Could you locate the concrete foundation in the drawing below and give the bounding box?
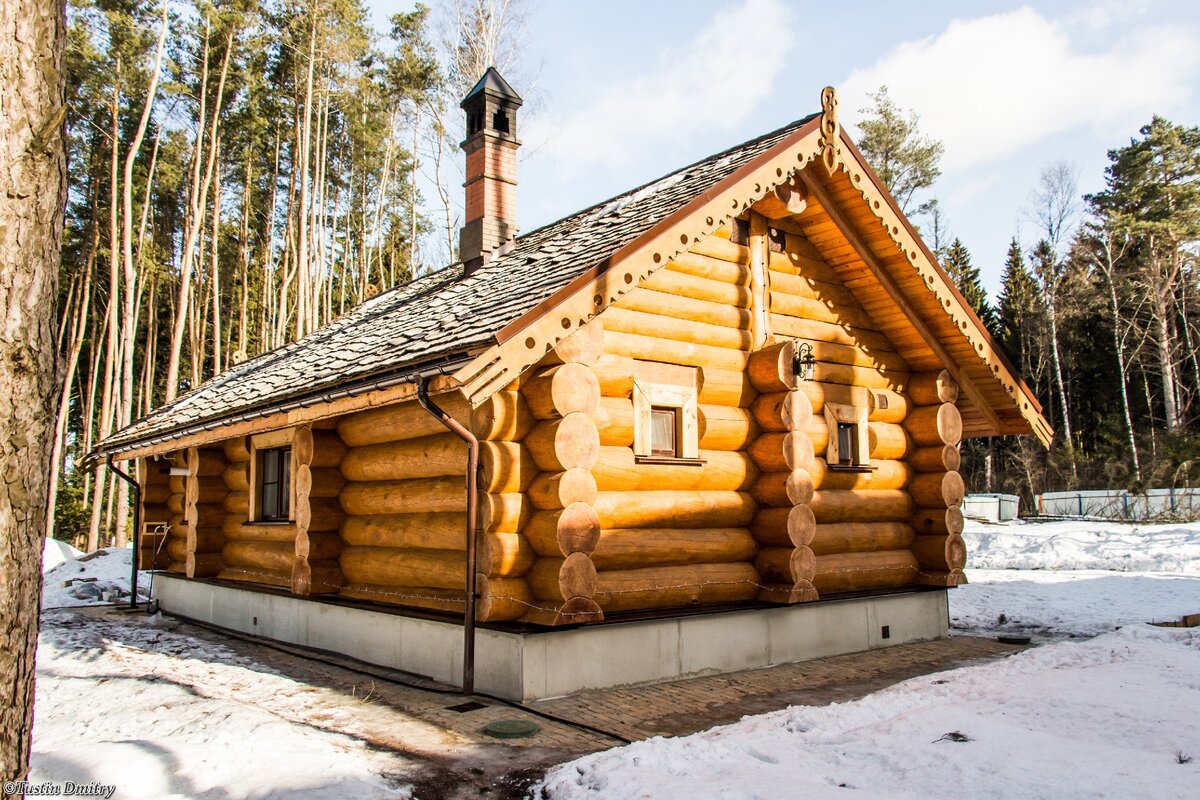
[152,575,949,701]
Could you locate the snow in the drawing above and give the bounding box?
[963,518,1200,573]
[31,610,412,799]
[41,547,152,609]
[539,625,1200,799]
[43,537,82,572]
[537,519,1200,798]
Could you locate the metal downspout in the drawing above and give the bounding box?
[417,377,479,695]
[106,455,142,610]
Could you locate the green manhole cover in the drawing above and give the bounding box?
[483,718,539,739]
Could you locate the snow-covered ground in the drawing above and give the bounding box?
[41,544,152,608]
[32,520,1200,799]
[539,625,1200,799]
[32,609,412,799]
[537,519,1200,799]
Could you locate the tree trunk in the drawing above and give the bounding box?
[0,0,66,779]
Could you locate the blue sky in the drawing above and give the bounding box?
[371,0,1200,295]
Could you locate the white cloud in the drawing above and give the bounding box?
[839,6,1198,172]
[524,0,795,177]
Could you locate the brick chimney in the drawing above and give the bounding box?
[459,67,522,272]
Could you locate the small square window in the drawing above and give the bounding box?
[836,422,859,466]
[258,447,291,521]
[650,407,679,457]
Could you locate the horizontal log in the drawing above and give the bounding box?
[478,531,537,578]
[643,263,751,308]
[293,428,347,469]
[297,497,344,533]
[750,504,816,547]
[912,505,965,537]
[477,575,536,622]
[340,433,465,481]
[618,286,751,330]
[340,512,465,550]
[306,467,346,498]
[593,353,636,397]
[908,369,959,405]
[808,459,912,491]
[756,545,816,584]
[339,476,464,516]
[769,291,879,333]
[594,396,634,446]
[748,338,905,392]
[528,468,598,510]
[788,383,910,424]
[698,367,755,407]
[594,490,756,529]
[222,463,249,492]
[165,536,189,561]
[483,492,529,533]
[523,362,601,419]
[543,317,604,367]
[591,527,757,570]
[178,475,225,498]
[223,540,295,574]
[766,306,898,356]
[221,519,297,542]
[910,444,961,473]
[218,565,292,589]
[593,562,759,613]
[748,432,814,473]
[807,420,911,460]
[522,596,605,626]
[525,413,600,472]
[292,559,345,595]
[604,305,752,351]
[186,526,226,554]
[339,584,464,613]
[813,550,919,594]
[908,471,965,509]
[750,391,812,433]
[917,570,967,588]
[339,546,466,591]
[699,404,758,450]
[297,530,342,561]
[594,447,757,492]
[192,503,228,530]
[809,489,914,523]
[142,484,171,504]
[605,330,748,372]
[479,442,537,494]
[527,552,598,602]
[222,491,247,515]
[187,551,223,578]
[690,230,751,266]
[337,392,532,446]
[751,469,814,508]
[191,448,227,477]
[167,495,184,514]
[222,436,251,463]
[758,579,819,604]
[523,502,601,557]
[911,533,967,572]
[905,403,963,446]
[810,522,915,556]
[670,247,750,281]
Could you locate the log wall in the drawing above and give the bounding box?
[137,455,176,571]
[185,445,228,578]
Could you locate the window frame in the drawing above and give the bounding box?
[247,429,297,524]
[632,361,703,465]
[824,402,872,472]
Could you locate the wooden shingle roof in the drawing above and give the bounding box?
[97,115,819,456]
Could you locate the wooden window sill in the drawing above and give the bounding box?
[244,519,295,526]
[826,464,875,473]
[635,456,706,467]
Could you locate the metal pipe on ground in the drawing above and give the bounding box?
[417,377,480,696]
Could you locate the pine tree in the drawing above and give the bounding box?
[942,238,998,334]
[996,237,1041,375]
[855,86,944,215]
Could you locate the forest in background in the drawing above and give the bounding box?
[51,0,1200,551]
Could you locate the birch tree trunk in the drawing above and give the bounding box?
[0,0,66,778]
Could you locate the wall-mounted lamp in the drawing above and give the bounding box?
[792,341,815,383]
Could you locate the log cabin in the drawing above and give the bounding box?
[92,71,1051,699]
